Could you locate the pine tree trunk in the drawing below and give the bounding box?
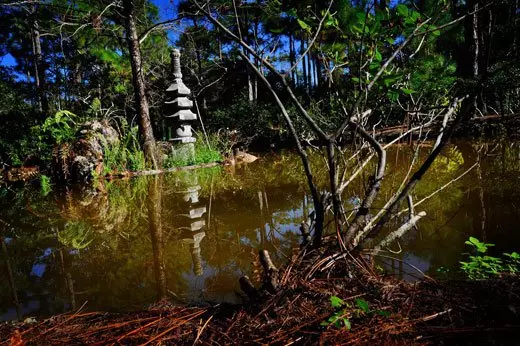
[289,34,296,87]
[31,16,48,113]
[307,39,312,89]
[248,64,254,102]
[314,55,320,88]
[123,0,158,169]
[471,1,480,113]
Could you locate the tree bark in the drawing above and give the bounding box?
[301,37,307,90]
[31,12,48,113]
[307,39,312,89]
[289,34,296,87]
[123,0,158,169]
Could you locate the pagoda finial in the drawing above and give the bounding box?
[172,48,182,79]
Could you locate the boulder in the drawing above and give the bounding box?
[52,121,119,182]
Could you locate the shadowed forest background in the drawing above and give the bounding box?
[1,0,519,167]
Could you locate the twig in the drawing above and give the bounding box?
[193,315,213,345]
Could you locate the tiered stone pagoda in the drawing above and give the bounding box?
[174,173,207,277]
[164,49,197,161]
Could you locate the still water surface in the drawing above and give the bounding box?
[1,141,520,320]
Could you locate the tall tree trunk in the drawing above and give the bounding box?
[301,37,307,90]
[460,0,480,117]
[31,16,48,113]
[289,34,296,87]
[314,55,319,88]
[123,0,158,169]
[247,64,254,102]
[472,1,480,114]
[307,39,312,89]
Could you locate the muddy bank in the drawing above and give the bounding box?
[2,249,519,345]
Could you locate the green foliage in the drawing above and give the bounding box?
[40,175,52,196]
[460,237,520,280]
[321,296,389,330]
[465,236,493,253]
[163,142,222,169]
[57,221,93,250]
[41,111,79,145]
[208,95,285,145]
[321,296,351,330]
[101,124,146,174]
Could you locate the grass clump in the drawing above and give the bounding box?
[101,123,146,175]
[164,135,222,168]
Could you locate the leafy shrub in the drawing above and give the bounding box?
[460,237,520,280]
[41,110,80,145]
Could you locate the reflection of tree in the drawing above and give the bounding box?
[6,145,519,314]
[1,236,22,320]
[148,176,167,301]
[58,247,76,311]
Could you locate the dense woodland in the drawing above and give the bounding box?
[1,0,519,167]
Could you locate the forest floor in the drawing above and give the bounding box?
[1,246,519,345]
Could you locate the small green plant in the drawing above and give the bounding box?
[100,124,146,175]
[41,110,79,144]
[460,237,520,280]
[40,175,52,196]
[321,296,389,330]
[321,296,352,330]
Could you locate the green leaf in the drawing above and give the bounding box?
[401,88,415,95]
[468,236,480,245]
[330,296,345,308]
[355,298,370,313]
[343,318,351,330]
[297,19,311,33]
[374,48,382,62]
[396,4,409,17]
[375,310,391,317]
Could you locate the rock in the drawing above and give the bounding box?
[52,121,119,182]
[23,317,37,324]
[234,150,258,163]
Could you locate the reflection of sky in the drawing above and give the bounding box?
[380,252,430,282]
[30,264,46,278]
[0,300,40,322]
[29,248,53,278]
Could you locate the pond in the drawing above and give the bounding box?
[1,140,520,321]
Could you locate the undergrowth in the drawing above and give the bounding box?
[100,123,146,175]
[164,135,223,168]
[460,237,520,280]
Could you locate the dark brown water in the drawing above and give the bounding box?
[1,141,520,321]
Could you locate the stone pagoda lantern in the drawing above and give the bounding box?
[175,172,207,277]
[164,49,197,161]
